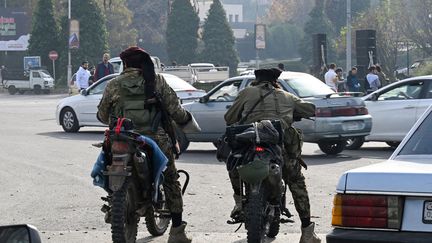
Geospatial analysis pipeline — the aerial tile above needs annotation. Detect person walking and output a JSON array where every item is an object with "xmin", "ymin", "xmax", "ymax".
[
  {"xmin": 94, "ymin": 53, "xmax": 114, "ymax": 81},
  {"xmin": 346, "ymin": 67, "xmax": 361, "ymax": 92},
  {"xmin": 75, "ymin": 61, "xmax": 91, "ymax": 91},
  {"xmin": 97, "ymin": 46, "xmax": 193, "ymax": 243},
  {"xmin": 376, "ymin": 65, "xmax": 390, "ymax": 87},
  {"xmin": 225, "ymin": 68, "xmax": 321, "ymax": 243},
  {"xmin": 324, "ymin": 63, "xmax": 338, "ymax": 91}
]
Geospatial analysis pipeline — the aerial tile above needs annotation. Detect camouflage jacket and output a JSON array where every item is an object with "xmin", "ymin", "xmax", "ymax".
[
  {"xmin": 97, "ymin": 68, "xmax": 189, "ymax": 135},
  {"xmin": 224, "ymin": 82, "xmax": 316, "ymax": 128}
]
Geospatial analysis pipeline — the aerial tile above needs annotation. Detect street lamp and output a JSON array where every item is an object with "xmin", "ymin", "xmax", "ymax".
[{"xmin": 67, "ymin": 0, "xmax": 72, "ymax": 83}]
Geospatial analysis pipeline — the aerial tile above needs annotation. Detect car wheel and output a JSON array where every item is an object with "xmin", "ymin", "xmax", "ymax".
[
  {"xmin": 345, "ymin": 137, "xmax": 365, "ymax": 150},
  {"xmin": 386, "ymin": 142, "xmax": 400, "ymax": 149},
  {"xmin": 33, "ymin": 85, "xmax": 42, "ymax": 95},
  {"xmin": 61, "ymin": 108, "xmax": 80, "ymax": 132},
  {"xmin": 318, "ymin": 140, "xmax": 346, "ymax": 155},
  {"xmin": 8, "ymin": 86, "xmax": 17, "ymax": 95}
]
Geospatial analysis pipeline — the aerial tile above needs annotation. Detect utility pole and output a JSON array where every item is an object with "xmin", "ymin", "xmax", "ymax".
[
  {"xmin": 67, "ymin": 0, "xmax": 72, "ymax": 83},
  {"xmin": 255, "ymin": 0, "xmax": 259, "ymax": 69},
  {"xmin": 346, "ymin": 0, "xmax": 352, "ymax": 73}
]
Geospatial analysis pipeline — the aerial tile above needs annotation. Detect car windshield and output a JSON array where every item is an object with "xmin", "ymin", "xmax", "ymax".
[
  {"xmin": 40, "ymin": 70, "xmax": 51, "ymax": 78},
  {"xmin": 163, "ymin": 75, "xmax": 196, "ymax": 91},
  {"xmin": 399, "ymin": 110, "xmax": 432, "ymax": 155},
  {"xmin": 282, "ymin": 75, "xmax": 335, "ymax": 98}
]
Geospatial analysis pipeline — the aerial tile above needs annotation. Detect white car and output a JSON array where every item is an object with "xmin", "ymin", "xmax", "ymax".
[
  {"xmin": 56, "ymin": 73, "xmax": 206, "ymax": 132},
  {"xmin": 327, "ymin": 105, "xmax": 432, "ymax": 242},
  {"xmin": 346, "ymin": 76, "xmax": 432, "ymax": 149}
]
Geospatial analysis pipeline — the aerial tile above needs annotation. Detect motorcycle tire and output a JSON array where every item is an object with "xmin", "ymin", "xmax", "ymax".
[
  {"xmin": 145, "ymin": 188, "xmax": 170, "ymax": 236},
  {"xmin": 265, "ymin": 208, "xmax": 280, "ymax": 238},
  {"xmin": 245, "ymin": 188, "xmax": 266, "ymax": 243},
  {"xmin": 111, "ymin": 180, "xmax": 139, "ymax": 243}
]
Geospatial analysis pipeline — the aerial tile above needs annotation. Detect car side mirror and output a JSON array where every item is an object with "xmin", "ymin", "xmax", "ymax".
[
  {"xmin": 369, "ymin": 93, "xmax": 378, "ymax": 101},
  {"xmin": 80, "ymin": 89, "xmax": 88, "ymax": 96},
  {"xmin": 0, "ymin": 224, "xmax": 42, "ymax": 243},
  {"xmin": 199, "ymin": 96, "xmax": 209, "ymax": 103}
]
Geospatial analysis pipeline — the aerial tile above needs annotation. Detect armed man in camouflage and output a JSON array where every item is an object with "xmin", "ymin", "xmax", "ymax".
[
  {"xmin": 224, "ymin": 68, "xmax": 321, "ymax": 243},
  {"xmin": 97, "ymin": 47, "xmax": 192, "ymax": 243}
]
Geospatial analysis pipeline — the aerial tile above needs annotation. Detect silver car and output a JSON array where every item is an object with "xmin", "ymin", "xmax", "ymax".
[{"xmin": 182, "ymin": 71, "xmax": 372, "ymax": 155}]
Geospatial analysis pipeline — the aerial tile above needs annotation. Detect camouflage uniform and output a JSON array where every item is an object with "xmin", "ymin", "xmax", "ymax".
[
  {"xmin": 224, "ymin": 82, "xmax": 315, "ymax": 219},
  {"xmin": 97, "ymin": 68, "xmax": 189, "ymax": 214}
]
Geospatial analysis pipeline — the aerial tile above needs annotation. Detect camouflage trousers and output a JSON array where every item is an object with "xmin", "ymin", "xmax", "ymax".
[{"xmin": 151, "ymin": 134, "xmax": 184, "ymax": 214}]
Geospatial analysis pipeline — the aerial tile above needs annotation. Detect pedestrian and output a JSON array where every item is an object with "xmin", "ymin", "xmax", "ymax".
[
  {"xmin": 376, "ymin": 64, "xmax": 390, "ymax": 87},
  {"xmin": 97, "ymin": 46, "xmax": 193, "ymax": 243},
  {"xmin": 366, "ymin": 65, "xmax": 381, "ymax": 92},
  {"xmin": 346, "ymin": 67, "xmax": 361, "ymax": 92},
  {"xmin": 88, "ymin": 66, "xmax": 96, "ymax": 86},
  {"xmin": 75, "ymin": 61, "xmax": 91, "ymax": 91},
  {"xmin": 278, "ymin": 63, "xmax": 285, "ymax": 71},
  {"xmin": 225, "ymin": 68, "xmax": 321, "ymax": 243},
  {"xmin": 335, "ymin": 67, "xmax": 346, "ymax": 92},
  {"xmin": 324, "ymin": 63, "xmax": 338, "ymax": 91},
  {"xmin": 94, "ymin": 53, "xmax": 114, "ymax": 81},
  {"xmin": 1, "ymin": 65, "xmax": 8, "ymax": 86}
]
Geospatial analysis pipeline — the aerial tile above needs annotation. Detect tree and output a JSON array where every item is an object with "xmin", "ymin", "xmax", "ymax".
[
  {"xmin": 263, "ymin": 23, "xmax": 303, "ymax": 59},
  {"xmin": 201, "ymin": 0, "xmax": 239, "ymax": 76},
  {"xmin": 266, "ymin": 0, "xmax": 315, "ymax": 25},
  {"xmin": 97, "ymin": 0, "xmax": 138, "ymax": 56},
  {"xmin": 127, "ymin": 0, "xmax": 169, "ymax": 59},
  {"xmin": 28, "ymin": 0, "xmax": 61, "ymax": 76},
  {"xmin": 166, "ymin": 0, "xmax": 199, "ymax": 65},
  {"xmin": 300, "ymin": 0, "xmax": 335, "ymax": 65},
  {"xmin": 324, "ymin": 0, "xmax": 371, "ymax": 34}
]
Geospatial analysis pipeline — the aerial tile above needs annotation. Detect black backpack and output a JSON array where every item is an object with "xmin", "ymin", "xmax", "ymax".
[{"xmin": 364, "ymin": 77, "xmax": 371, "ymax": 91}]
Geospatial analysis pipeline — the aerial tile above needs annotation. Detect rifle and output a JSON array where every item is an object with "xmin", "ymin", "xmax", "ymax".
[{"xmin": 153, "ymin": 92, "xmax": 180, "ymax": 159}]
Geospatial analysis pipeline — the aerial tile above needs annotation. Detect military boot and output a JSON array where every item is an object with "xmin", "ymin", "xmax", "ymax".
[
  {"xmin": 299, "ymin": 222, "xmax": 321, "ymax": 243},
  {"xmin": 167, "ymin": 222, "xmax": 192, "ymax": 243},
  {"xmin": 230, "ymin": 194, "xmax": 242, "ymax": 218}
]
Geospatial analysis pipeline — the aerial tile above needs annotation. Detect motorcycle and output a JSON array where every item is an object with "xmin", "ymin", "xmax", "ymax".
[
  {"xmin": 99, "ymin": 118, "xmax": 189, "ymax": 243},
  {"xmin": 225, "ymin": 120, "xmax": 293, "ymax": 243}
]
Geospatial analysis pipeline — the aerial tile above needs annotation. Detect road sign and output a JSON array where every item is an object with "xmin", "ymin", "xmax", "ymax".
[{"xmin": 49, "ymin": 51, "xmax": 58, "ymax": 61}]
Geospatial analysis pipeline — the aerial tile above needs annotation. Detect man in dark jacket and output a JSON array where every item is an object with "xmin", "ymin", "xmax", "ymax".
[{"xmin": 94, "ymin": 53, "xmax": 114, "ymax": 81}]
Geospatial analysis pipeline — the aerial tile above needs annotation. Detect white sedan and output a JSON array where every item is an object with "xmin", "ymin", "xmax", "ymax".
[
  {"xmin": 346, "ymin": 76, "xmax": 432, "ymax": 149},
  {"xmin": 327, "ymin": 105, "xmax": 432, "ymax": 242},
  {"xmin": 56, "ymin": 73, "xmax": 206, "ymax": 132}
]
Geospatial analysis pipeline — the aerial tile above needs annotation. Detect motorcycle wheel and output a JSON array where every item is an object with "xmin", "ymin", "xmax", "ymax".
[
  {"xmin": 245, "ymin": 188, "xmax": 266, "ymax": 243},
  {"xmin": 145, "ymin": 188, "xmax": 170, "ymax": 236},
  {"xmin": 111, "ymin": 180, "xmax": 139, "ymax": 243},
  {"xmin": 265, "ymin": 207, "xmax": 280, "ymax": 238}
]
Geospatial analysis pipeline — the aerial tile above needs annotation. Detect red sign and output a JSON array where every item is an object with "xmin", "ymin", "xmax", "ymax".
[{"xmin": 49, "ymin": 50, "xmax": 58, "ymax": 61}]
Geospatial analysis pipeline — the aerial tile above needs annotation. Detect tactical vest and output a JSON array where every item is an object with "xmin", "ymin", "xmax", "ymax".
[{"xmin": 115, "ymin": 78, "xmax": 158, "ymax": 133}]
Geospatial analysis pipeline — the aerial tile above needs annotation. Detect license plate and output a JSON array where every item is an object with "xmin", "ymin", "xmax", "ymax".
[
  {"xmin": 423, "ymin": 201, "xmax": 432, "ymax": 224},
  {"xmin": 342, "ymin": 121, "xmax": 363, "ymax": 131}
]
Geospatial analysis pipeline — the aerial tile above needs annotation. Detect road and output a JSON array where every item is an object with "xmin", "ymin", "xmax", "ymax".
[{"xmin": 0, "ymin": 93, "xmax": 395, "ymax": 243}]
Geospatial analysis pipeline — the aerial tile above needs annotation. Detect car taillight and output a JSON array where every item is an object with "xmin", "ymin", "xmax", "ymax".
[
  {"xmin": 332, "ymin": 194, "xmax": 403, "ymax": 229},
  {"xmin": 255, "ymin": 146, "xmax": 265, "ymax": 152},
  {"xmin": 315, "ymin": 107, "xmax": 369, "ymax": 117}
]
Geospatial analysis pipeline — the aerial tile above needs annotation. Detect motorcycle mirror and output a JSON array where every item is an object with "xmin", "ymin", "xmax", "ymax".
[{"xmin": 0, "ymin": 224, "xmax": 42, "ymax": 243}]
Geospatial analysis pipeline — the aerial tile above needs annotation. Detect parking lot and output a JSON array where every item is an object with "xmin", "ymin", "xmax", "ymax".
[{"xmin": 0, "ymin": 93, "xmax": 395, "ymax": 242}]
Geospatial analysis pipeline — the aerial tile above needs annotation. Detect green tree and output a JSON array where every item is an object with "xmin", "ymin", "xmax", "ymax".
[
  {"xmin": 324, "ymin": 0, "xmax": 371, "ymax": 34},
  {"xmin": 201, "ymin": 0, "xmax": 239, "ymax": 76},
  {"xmin": 166, "ymin": 0, "xmax": 199, "ymax": 65},
  {"xmin": 299, "ymin": 0, "xmax": 335, "ymax": 65},
  {"xmin": 28, "ymin": 0, "xmax": 61, "ymax": 77},
  {"xmin": 264, "ymin": 23, "xmax": 303, "ymax": 59}
]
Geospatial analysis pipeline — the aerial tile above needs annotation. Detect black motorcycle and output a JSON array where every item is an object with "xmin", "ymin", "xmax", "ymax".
[
  {"xmin": 100, "ymin": 118, "xmax": 189, "ymax": 243},
  {"xmin": 226, "ymin": 120, "xmax": 293, "ymax": 243}
]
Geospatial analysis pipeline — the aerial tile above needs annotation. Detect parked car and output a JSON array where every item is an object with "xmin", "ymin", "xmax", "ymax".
[
  {"xmin": 56, "ymin": 73, "xmax": 205, "ymax": 132},
  {"xmin": 182, "ymin": 71, "xmax": 372, "ymax": 155},
  {"xmin": 327, "ymin": 105, "xmax": 432, "ymax": 243},
  {"xmin": 346, "ymin": 76, "xmax": 432, "ymax": 150}
]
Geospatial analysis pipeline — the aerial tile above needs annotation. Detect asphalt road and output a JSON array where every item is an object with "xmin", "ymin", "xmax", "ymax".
[{"xmin": 0, "ymin": 93, "xmax": 395, "ymax": 243}]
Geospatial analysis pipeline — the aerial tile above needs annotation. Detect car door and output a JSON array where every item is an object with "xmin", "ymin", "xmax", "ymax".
[
  {"xmin": 188, "ymin": 79, "xmax": 243, "ymax": 141},
  {"xmin": 366, "ymin": 80, "xmax": 425, "ymax": 141},
  {"xmin": 31, "ymin": 71, "xmax": 43, "ymax": 88},
  {"xmin": 415, "ymin": 80, "xmax": 432, "ymax": 120},
  {"xmin": 76, "ymin": 79, "xmax": 109, "ymax": 125}
]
